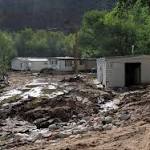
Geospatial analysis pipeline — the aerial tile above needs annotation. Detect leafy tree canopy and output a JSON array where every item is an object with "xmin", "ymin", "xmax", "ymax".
[
  {"xmin": 79, "ymin": 0, "xmax": 150, "ymax": 57},
  {"xmin": 0, "ymin": 32, "xmax": 16, "ymax": 75}
]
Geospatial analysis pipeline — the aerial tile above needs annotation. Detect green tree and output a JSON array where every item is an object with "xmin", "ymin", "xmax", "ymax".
[
  {"xmin": 117, "ymin": 0, "xmax": 150, "ymax": 9},
  {"xmin": 79, "ymin": 10, "xmax": 136, "ymax": 57},
  {"xmin": 15, "ymin": 28, "xmax": 34, "ymax": 57},
  {"xmin": 27, "ymin": 30, "xmax": 49, "ymax": 57},
  {"xmin": 14, "ymin": 28, "xmax": 74, "ymax": 57},
  {"xmin": 0, "ymin": 32, "xmax": 16, "ymax": 75}
]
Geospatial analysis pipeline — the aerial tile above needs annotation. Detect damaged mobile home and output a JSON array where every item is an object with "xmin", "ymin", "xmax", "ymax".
[
  {"xmin": 97, "ymin": 55, "xmax": 150, "ymax": 88},
  {"xmin": 12, "ymin": 57, "xmax": 96, "ymax": 72},
  {"xmin": 11, "ymin": 57, "xmax": 49, "ymax": 71},
  {"xmin": 48, "ymin": 57, "xmax": 96, "ymax": 72}
]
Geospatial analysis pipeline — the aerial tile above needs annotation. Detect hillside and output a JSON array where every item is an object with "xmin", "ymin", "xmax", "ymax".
[{"xmin": 0, "ymin": 0, "xmax": 116, "ymax": 31}]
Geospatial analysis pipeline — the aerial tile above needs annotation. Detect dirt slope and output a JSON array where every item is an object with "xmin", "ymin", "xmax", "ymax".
[{"xmin": 13, "ymin": 121, "xmax": 150, "ymax": 150}]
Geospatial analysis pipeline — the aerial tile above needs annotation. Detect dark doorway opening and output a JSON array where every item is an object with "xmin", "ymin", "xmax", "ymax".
[{"xmin": 125, "ymin": 63, "xmax": 141, "ymax": 86}]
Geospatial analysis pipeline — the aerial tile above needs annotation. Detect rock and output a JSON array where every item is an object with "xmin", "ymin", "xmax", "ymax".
[
  {"xmin": 103, "ymin": 116, "xmax": 113, "ymax": 124},
  {"xmin": 15, "ymin": 133, "xmax": 37, "ymax": 142},
  {"xmin": 113, "ymin": 98, "xmax": 120, "ymax": 105},
  {"xmin": 110, "ymin": 109, "xmax": 118, "ymax": 114},
  {"xmin": 61, "ymin": 75, "xmax": 83, "ymax": 83},
  {"xmin": 82, "ymin": 98, "xmax": 89, "ymax": 104},
  {"xmin": 11, "ymin": 101, "xmax": 23, "ymax": 108},
  {"xmin": 33, "ymin": 117, "xmax": 50, "ymax": 128},
  {"xmin": 70, "ymin": 134, "xmax": 82, "ymax": 139},
  {"xmin": 93, "ymin": 117, "xmax": 101, "ymax": 122},
  {"xmin": 25, "ymin": 108, "xmax": 51, "ymax": 121},
  {"xmin": 102, "ymin": 111, "xmax": 109, "ymax": 117},
  {"xmin": 0, "ymin": 108, "xmax": 11, "ymax": 119},
  {"xmin": 13, "ymin": 126, "xmax": 30, "ymax": 134},
  {"xmin": 92, "ymin": 125, "xmax": 103, "ymax": 131},
  {"xmin": 69, "ymin": 122, "xmax": 77, "ymax": 127},
  {"xmin": 78, "ymin": 113, "xmax": 84, "ymax": 119},
  {"xmin": 39, "ymin": 129, "xmax": 52, "ymax": 138},
  {"xmin": 72, "ymin": 115, "xmax": 77, "ymax": 119},
  {"xmin": 72, "ymin": 129, "xmax": 80, "ymax": 135},
  {"xmin": 15, "ymin": 133, "xmax": 29, "ymax": 139},
  {"xmin": 2, "ymin": 103, "xmax": 11, "ymax": 108},
  {"xmin": 119, "ymin": 113, "xmax": 130, "ymax": 121},
  {"xmin": 58, "ymin": 131, "xmax": 72, "ymax": 138},
  {"xmin": 103, "ymin": 124, "xmax": 113, "ymax": 130},
  {"xmin": 58, "ymin": 122, "xmax": 67, "ymax": 127},
  {"xmin": 74, "ymin": 134, "xmax": 82, "ymax": 139},
  {"xmin": 73, "ymin": 126, "xmax": 88, "ymax": 135},
  {"xmin": 79, "ymin": 119, "xmax": 87, "ymax": 125},
  {"xmin": 34, "ymin": 139, "xmax": 45, "ymax": 144},
  {"xmin": 114, "ymin": 121, "xmax": 121, "ymax": 127},
  {"xmin": 34, "ymin": 117, "xmax": 61, "ymax": 129},
  {"xmin": 49, "ymin": 124, "xmax": 58, "ymax": 130},
  {"xmin": 76, "ymin": 96, "xmax": 83, "ymax": 102},
  {"xmin": 29, "ymin": 130, "xmax": 42, "ymax": 142},
  {"xmin": 51, "ymin": 106, "xmax": 71, "ymax": 122},
  {"xmin": 33, "ymin": 118, "xmax": 49, "ymax": 125}
]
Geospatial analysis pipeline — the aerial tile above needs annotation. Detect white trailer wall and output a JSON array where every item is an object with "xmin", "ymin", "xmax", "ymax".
[
  {"xmin": 30, "ymin": 61, "xmax": 49, "ymax": 71},
  {"xmin": 11, "ymin": 58, "xmax": 29, "ymax": 71},
  {"xmin": 11, "ymin": 58, "xmax": 49, "ymax": 71},
  {"xmin": 58, "ymin": 60, "xmax": 73, "ymax": 71},
  {"xmin": 97, "ymin": 55, "xmax": 150, "ymax": 88},
  {"xmin": 97, "ymin": 58, "xmax": 106, "ymax": 86}
]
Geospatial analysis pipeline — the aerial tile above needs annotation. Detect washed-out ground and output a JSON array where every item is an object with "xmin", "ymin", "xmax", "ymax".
[{"xmin": 0, "ymin": 72, "xmax": 150, "ymax": 150}]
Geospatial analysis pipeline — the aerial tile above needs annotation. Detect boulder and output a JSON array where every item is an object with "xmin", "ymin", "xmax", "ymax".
[
  {"xmin": 49, "ymin": 124, "xmax": 58, "ymax": 130},
  {"xmin": 51, "ymin": 106, "xmax": 72, "ymax": 122},
  {"xmin": 103, "ymin": 116, "xmax": 113, "ymax": 124},
  {"xmin": 24, "ymin": 107, "xmax": 51, "ymax": 122},
  {"xmin": 119, "ymin": 112, "xmax": 130, "ymax": 121},
  {"xmin": 103, "ymin": 124, "xmax": 113, "ymax": 130},
  {"xmin": 39, "ymin": 129, "xmax": 52, "ymax": 138},
  {"xmin": 92, "ymin": 125, "xmax": 103, "ymax": 131},
  {"xmin": 79, "ymin": 119, "xmax": 87, "ymax": 125},
  {"xmin": 57, "ymin": 131, "xmax": 72, "ymax": 138}
]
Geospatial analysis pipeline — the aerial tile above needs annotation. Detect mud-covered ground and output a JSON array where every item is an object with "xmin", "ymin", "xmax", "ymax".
[{"xmin": 0, "ymin": 72, "xmax": 150, "ymax": 150}]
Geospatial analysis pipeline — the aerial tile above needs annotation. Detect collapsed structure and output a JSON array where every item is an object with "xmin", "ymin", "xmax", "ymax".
[
  {"xmin": 97, "ymin": 55, "xmax": 150, "ymax": 88},
  {"xmin": 11, "ymin": 57, "xmax": 96, "ymax": 72}
]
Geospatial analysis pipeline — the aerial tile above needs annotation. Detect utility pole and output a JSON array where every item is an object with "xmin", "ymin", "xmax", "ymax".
[
  {"xmin": 64, "ymin": 18, "xmax": 80, "ymax": 74},
  {"xmin": 132, "ymin": 45, "xmax": 135, "ymax": 55},
  {"xmin": 73, "ymin": 31, "xmax": 79, "ymax": 74}
]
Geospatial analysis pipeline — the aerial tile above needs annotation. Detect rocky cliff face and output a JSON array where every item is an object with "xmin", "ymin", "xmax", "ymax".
[{"xmin": 0, "ymin": 0, "xmax": 116, "ymax": 31}]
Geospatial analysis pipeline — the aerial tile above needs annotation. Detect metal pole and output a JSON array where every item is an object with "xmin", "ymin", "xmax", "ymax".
[{"xmin": 73, "ymin": 32, "xmax": 79, "ymax": 74}]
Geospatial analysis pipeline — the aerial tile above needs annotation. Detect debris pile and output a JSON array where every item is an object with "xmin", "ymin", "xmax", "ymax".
[{"xmin": 1, "ymin": 73, "xmax": 150, "ymax": 149}]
